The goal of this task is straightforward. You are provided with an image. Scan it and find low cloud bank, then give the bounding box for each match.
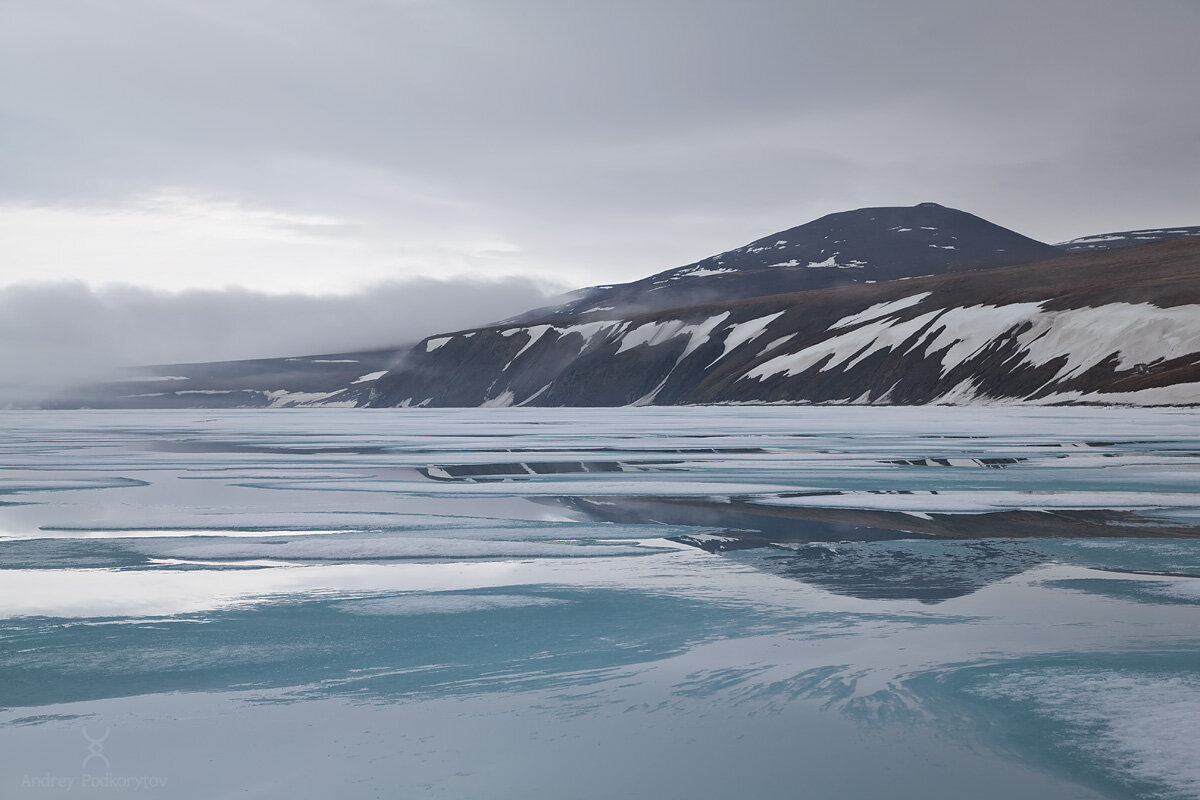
[0,276,566,405]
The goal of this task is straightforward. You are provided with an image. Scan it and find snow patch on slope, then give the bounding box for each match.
[779,255,868,269]
[618,320,690,354]
[265,389,342,408]
[509,325,556,364]
[673,266,736,278]
[747,311,942,379]
[745,301,1200,393]
[616,314,729,359]
[707,312,786,367]
[480,390,516,408]
[829,293,931,329]
[1034,382,1200,407]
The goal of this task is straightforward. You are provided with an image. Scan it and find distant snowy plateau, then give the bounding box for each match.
[51,204,1200,409]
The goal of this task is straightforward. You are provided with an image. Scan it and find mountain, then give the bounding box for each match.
[367,237,1200,407]
[510,202,1061,322]
[44,203,1200,409]
[44,347,407,409]
[1057,226,1200,253]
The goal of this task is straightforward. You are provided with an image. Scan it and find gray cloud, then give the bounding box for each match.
[3,0,1197,290]
[0,276,564,405]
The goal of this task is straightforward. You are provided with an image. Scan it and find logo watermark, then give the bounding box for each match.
[19,726,168,792]
[80,727,110,770]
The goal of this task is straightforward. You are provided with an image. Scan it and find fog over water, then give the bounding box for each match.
[0,276,564,404]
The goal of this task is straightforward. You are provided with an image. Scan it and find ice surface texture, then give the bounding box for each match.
[1,406,1199,799]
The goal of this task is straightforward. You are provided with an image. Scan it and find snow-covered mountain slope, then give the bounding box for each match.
[510,202,1061,322]
[1057,226,1200,253]
[45,348,407,409]
[368,238,1200,408]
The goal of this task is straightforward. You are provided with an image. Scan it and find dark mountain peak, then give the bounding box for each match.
[785,201,1044,241]
[671,201,1060,281]
[523,203,1061,322]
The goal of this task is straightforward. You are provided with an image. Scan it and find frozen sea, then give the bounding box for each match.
[2,407,1199,799]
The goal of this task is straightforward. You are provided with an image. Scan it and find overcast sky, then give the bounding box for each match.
[3,0,1199,376]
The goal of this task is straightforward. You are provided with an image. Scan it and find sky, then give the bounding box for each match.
[2,0,1199,382]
